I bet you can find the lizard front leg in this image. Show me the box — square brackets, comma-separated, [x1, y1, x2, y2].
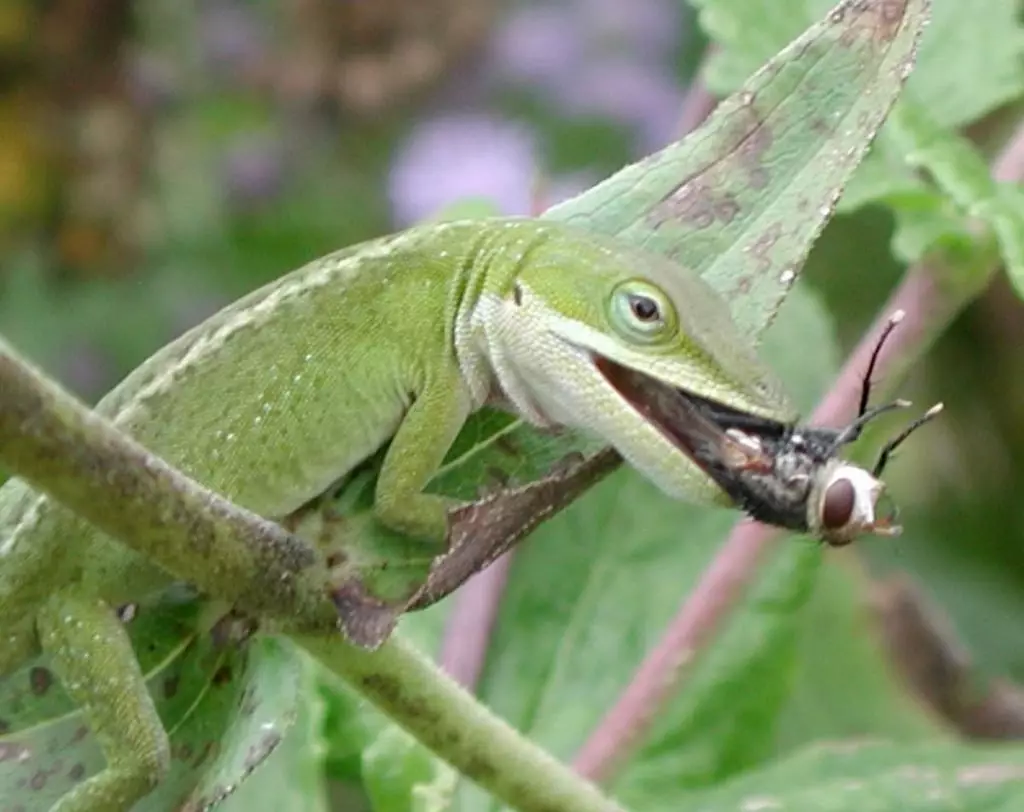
[36, 588, 170, 812]
[373, 366, 474, 543]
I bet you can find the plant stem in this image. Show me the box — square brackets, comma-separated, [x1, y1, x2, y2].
[0, 338, 338, 631]
[0, 338, 631, 812]
[295, 632, 628, 812]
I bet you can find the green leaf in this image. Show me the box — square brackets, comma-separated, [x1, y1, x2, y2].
[701, 0, 1024, 132]
[773, 558, 947, 752]
[364, 727, 459, 812]
[612, 543, 822, 804]
[677, 740, 1024, 812]
[885, 101, 1024, 291]
[900, 0, 1024, 130]
[0, 592, 303, 811]
[834, 98, 1024, 295]
[547, 0, 927, 343]
[698, 0, 1024, 280]
[330, 1, 931, 806]
[444, 282, 841, 812]
[215, 643, 330, 812]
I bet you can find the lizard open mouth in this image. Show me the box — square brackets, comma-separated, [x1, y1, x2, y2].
[592, 354, 730, 465]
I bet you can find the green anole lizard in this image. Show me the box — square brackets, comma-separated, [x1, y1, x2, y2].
[0, 217, 792, 811]
[0, 0, 934, 803]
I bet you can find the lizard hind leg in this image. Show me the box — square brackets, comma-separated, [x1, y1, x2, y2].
[36, 588, 170, 812]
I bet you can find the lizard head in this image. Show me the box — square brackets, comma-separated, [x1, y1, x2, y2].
[471, 223, 796, 507]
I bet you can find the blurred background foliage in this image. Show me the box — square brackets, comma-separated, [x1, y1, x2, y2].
[3, 0, 1024, 808]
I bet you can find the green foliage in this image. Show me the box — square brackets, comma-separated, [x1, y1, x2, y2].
[4, 0, 1024, 810]
[664, 740, 1024, 812]
[0, 595, 304, 810]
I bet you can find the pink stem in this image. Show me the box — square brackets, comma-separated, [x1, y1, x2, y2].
[571, 115, 1024, 780]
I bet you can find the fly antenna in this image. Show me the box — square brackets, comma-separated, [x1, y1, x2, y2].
[873, 402, 944, 477]
[828, 399, 911, 455]
[857, 309, 905, 420]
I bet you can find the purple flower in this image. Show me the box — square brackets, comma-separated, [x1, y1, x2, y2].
[126, 52, 181, 112]
[221, 133, 287, 207]
[388, 114, 540, 226]
[199, 2, 268, 79]
[551, 58, 684, 154]
[60, 343, 114, 401]
[488, 6, 586, 88]
[573, 0, 683, 59]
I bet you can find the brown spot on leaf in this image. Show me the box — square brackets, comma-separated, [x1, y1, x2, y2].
[212, 665, 233, 687]
[810, 116, 836, 137]
[733, 116, 773, 189]
[748, 222, 784, 273]
[494, 434, 525, 459]
[193, 740, 216, 769]
[163, 675, 180, 699]
[0, 741, 30, 762]
[69, 763, 86, 782]
[834, 0, 908, 44]
[654, 183, 741, 230]
[0, 718, 9, 734]
[29, 667, 53, 696]
[877, 0, 909, 41]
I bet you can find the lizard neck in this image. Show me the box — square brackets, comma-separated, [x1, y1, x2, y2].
[446, 218, 559, 420]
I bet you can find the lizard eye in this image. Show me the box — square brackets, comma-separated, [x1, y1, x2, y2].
[630, 295, 659, 321]
[609, 280, 677, 344]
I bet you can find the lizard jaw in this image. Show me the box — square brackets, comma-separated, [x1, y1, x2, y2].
[592, 353, 724, 464]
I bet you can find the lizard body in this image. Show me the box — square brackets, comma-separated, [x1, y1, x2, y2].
[0, 217, 790, 810]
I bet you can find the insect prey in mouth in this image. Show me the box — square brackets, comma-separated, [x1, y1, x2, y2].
[597, 309, 942, 547]
[687, 309, 942, 546]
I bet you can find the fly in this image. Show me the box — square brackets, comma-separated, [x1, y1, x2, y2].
[597, 309, 942, 546]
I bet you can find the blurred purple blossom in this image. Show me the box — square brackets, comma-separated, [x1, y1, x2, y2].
[125, 52, 181, 112]
[221, 132, 288, 207]
[480, 0, 687, 154]
[199, 2, 269, 79]
[388, 114, 540, 226]
[169, 292, 234, 339]
[574, 0, 683, 60]
[488, 5, 586, 88]
[553, 58, 684, 153]
[60, 343, 115, 402]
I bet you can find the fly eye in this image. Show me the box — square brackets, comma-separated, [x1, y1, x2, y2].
[820, 477, 856, 530]
[629, 295, 660, 322]
[608, 280, 678, 344]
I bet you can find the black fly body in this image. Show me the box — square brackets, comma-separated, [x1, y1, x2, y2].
[597, 309, 942, 546]
[679, 309, 943, 545]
